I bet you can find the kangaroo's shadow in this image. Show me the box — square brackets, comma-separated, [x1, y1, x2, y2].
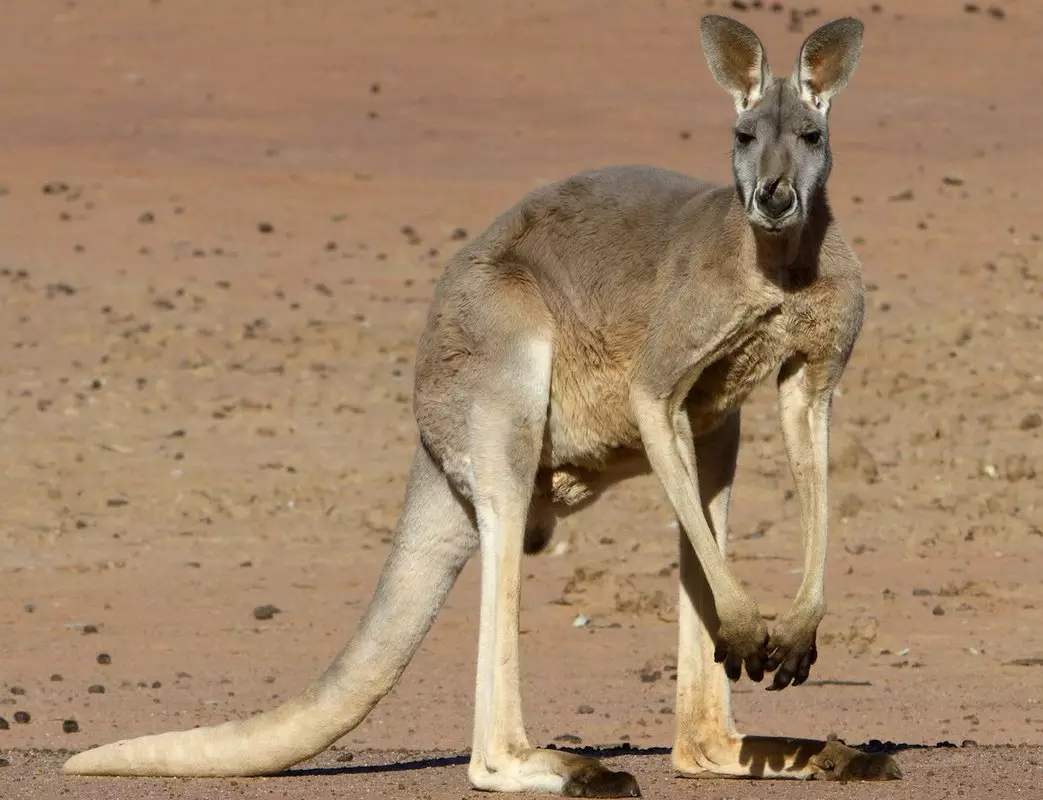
[282, 744, 670, 778]
[281, 740, 928, 778]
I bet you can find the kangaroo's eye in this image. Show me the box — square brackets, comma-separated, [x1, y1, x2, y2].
[734, 130, 755, 147]
[801, 130, 823, 146]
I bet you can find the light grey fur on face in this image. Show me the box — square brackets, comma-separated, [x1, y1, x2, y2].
[63, 12, 897, 794]
[731, 79, 831, 233]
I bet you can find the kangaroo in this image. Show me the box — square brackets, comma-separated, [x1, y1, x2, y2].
[63, 14, 903, 794]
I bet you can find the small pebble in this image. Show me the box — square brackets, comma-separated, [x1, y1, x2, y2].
[9, 687, 25, 696]
[640, 669, 662, 683]
[50, 674, 63, 682]
[0, 717, 8, 730]
[97, 653, 112, 665]
[258, 221, 274, 234]
[63, 719, 80, 734]
[932, 605, 946, 616]
[88, 684, 106, 694]
[1019, 413, 1041, 430]
[578, 704, 595, 714]
[253, 604, 281, 621]
[83, 624, 99, 634]
[13, 711, 30, 724]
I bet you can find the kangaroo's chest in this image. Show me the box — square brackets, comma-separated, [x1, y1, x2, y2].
[684, 307, 794, 436]
[543, 298, 801, 470]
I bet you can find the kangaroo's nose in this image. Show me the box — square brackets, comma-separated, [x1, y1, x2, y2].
[755, 179, 796, 220]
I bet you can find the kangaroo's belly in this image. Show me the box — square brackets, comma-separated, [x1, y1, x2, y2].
[543, 356, 641, 471]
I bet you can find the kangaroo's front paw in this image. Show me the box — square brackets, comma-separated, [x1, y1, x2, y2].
[713, 601, 770, 683]
[764, 605, 823, 690]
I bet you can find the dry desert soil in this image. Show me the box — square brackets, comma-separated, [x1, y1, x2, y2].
[1, 1, 1041, 798]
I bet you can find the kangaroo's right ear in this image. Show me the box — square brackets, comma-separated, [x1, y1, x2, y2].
[700, 14, 772, 113]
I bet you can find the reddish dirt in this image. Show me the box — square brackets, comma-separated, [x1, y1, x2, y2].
[1, 0, 1041, 797]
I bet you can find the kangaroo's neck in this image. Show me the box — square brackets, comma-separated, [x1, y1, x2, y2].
[733, 189, 833, 288]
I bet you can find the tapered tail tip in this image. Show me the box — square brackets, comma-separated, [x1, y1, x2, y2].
[62, 741, 130, 775]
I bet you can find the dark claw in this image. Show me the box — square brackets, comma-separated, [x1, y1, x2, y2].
[792, 652, 814, 686]
[768, 665, 794, 691]
[713, 644, 727, 663]
[724, 657, 742, 682]
[745, 657, 765, 683]
[764, 647, 782, 673]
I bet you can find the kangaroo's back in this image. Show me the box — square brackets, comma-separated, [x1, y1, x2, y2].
[467, 165, 724, 306]
[421, 164, 733, 359]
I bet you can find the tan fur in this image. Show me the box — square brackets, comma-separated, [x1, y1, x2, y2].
[63, 15, 902, 793]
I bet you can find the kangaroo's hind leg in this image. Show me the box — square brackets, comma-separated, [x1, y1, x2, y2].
[672, 412, 901, 781]
[436, 300, 634, 795]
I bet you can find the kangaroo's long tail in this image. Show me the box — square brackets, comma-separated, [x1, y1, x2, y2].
[63, 446, 476, 777]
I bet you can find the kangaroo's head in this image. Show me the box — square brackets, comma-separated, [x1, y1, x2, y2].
[700, 14, 863, 236]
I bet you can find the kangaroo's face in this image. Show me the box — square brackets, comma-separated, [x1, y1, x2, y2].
[731, 78, 832, 235]
[700, 14, 863, 236]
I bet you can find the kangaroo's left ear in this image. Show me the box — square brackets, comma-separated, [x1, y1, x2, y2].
[793, 17, 864, 114]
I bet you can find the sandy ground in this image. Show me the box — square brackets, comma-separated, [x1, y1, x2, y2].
[1, 0, 1041, 797]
